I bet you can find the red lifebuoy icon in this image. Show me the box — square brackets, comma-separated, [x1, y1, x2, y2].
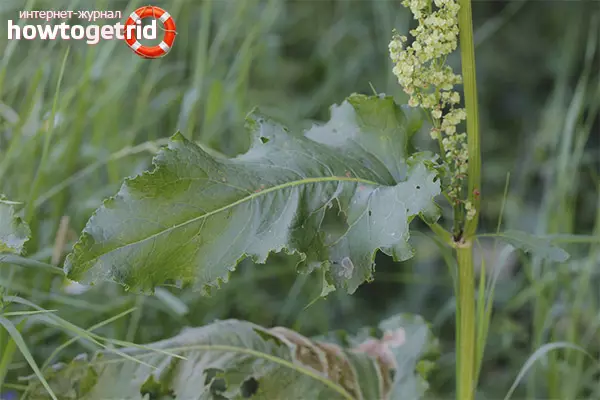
[125, 6, 176, 59]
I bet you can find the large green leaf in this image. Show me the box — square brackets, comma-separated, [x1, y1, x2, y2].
[64, 94, 440, 294]
[0, 196, 30, 255]
[26, 314, 437, 400]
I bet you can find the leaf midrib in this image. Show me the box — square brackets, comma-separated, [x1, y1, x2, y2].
[82, 175, 379, 264]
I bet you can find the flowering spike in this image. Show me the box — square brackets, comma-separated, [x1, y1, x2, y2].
[389, 0, 472, 216]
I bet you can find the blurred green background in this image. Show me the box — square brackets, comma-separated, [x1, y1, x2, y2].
[0, 0, 599, 398]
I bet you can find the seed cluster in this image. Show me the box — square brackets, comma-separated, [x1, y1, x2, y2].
[389, 0, 474, 220]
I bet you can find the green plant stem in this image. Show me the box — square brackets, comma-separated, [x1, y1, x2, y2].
[455, 0, 481, 399]
[458, 0, 481, 238]
[428, 222, 453, 245]
[456, 243, 475, 400]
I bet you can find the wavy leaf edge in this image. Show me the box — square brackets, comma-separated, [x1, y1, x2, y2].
[64, 94, 441, 295]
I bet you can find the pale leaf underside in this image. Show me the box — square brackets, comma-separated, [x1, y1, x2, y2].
[485, 230, 570, 263]
[0, 196, 30, 255]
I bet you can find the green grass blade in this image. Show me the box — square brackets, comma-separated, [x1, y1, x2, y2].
[0, 255, 64, 275]
[0, 320, 24, 393]
[1, 310, 57, 317]
[504, 342, 595, 400]
[25, 46, 70, 222]
[40, 307, 138, 371]
[0, 317, 57, 400]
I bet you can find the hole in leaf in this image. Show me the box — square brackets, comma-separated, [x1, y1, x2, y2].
[416, 185, 421, 189]
[368, 211, 372, 216]
[205, 368, 228, 396]
[204, 368, 219, 385]
[260, 136, 269, 144]
[241, 377, 259, 398]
